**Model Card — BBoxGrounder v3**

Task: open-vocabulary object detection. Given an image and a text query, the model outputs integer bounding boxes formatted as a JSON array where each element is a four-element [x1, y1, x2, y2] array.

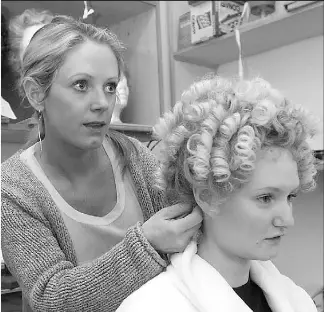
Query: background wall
[[168, 1, 323, 296], [110, 8, 161, 125], [216, 36, 323, 151], [273, 170, 323, 296]]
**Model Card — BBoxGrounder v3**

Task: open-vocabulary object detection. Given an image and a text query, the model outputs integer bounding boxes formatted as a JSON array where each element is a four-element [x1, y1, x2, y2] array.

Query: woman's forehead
[[56, 41, 119, 80], [246, 148, 300, 192]]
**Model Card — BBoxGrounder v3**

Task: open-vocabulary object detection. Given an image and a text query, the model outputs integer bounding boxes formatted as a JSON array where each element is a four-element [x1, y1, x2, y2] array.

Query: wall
[[216, 36, 324, 151], [273, 170, 323, 296], [110, 8, 161, 126], [169, 1, 323, 296]]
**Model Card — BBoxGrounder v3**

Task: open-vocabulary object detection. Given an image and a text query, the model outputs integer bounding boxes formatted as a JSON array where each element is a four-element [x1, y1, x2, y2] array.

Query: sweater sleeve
[[129, 137, 167, 212], [1, 194, 168, 312]]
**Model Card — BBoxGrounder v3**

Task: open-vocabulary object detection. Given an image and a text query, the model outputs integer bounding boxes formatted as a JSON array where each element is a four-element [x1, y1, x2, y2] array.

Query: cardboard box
[[190, 1, 216, 44], [215, 1, 244, 37], [189, 1, 255, 45], [178, 12, 191, 50]]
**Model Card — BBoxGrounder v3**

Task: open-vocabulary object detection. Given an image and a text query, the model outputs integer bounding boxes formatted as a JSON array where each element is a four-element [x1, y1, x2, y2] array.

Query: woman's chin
[[254, 250, 279, 261]]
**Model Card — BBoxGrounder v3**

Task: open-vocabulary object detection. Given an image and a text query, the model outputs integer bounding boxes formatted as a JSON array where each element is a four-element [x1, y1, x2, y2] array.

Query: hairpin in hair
[[83, 1, 94, 20]]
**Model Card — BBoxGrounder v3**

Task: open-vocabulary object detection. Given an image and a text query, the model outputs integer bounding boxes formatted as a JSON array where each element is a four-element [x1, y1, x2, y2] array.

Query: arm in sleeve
[[1, 195, 168, 312]]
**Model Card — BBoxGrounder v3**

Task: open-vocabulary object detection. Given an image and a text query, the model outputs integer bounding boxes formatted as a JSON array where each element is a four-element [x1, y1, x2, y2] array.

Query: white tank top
[[20, 139, 144, 265]]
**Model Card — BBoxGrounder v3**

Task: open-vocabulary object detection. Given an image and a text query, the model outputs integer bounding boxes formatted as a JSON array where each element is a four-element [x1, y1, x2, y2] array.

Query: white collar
[[167, 241, 316, 312]]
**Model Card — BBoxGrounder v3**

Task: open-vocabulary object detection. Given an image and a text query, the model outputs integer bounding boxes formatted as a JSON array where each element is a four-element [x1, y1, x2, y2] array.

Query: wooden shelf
[[174, 2, 323, 68], [1, 1, 155, 27], [1, 287, 22, 295], [110, 123, 153, 142], [1, 122, 153, 144]]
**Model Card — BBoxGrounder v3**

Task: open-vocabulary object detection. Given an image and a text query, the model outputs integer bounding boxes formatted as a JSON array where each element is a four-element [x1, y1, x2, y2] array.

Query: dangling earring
[[38, 110, 43, 153]]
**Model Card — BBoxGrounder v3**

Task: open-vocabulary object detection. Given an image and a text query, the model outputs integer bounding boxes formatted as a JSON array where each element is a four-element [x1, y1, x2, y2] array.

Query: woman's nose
[[272, 201, 295, 228], [91, 89, 111, 111]]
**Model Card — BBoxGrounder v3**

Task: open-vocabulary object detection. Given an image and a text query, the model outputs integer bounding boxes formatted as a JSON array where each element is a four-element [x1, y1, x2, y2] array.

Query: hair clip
[[83, 1, 94, 20]]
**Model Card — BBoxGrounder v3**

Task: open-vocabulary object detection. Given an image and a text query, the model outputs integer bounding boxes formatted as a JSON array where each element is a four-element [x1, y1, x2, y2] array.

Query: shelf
[[110, 123, 152, 133], [1, 1, 155, 27], [1, 122, 153, 144], [1, 287, 22, 295], [174, 2, 323, 68], [110, 123, 153, 142]]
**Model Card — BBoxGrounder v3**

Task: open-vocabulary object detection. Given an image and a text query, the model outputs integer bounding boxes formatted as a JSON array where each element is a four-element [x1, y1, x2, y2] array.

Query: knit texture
[[1, 137, 168, 312]]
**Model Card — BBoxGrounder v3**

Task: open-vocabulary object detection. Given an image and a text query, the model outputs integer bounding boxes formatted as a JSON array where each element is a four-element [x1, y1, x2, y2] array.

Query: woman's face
[[43, 40, 119, 150], [206, 147, 299, 261]]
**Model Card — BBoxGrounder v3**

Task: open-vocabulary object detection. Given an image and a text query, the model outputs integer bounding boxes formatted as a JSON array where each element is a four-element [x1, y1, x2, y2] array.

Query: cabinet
[[1, 1, 172, 157]]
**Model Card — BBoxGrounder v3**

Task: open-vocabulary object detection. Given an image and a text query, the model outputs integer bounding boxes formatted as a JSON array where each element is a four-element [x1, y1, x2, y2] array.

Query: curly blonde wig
[[153, 75, 319, 206]]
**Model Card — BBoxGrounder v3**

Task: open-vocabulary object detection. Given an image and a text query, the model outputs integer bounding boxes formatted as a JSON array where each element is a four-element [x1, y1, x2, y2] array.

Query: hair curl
[[153, 75, 319, 206]]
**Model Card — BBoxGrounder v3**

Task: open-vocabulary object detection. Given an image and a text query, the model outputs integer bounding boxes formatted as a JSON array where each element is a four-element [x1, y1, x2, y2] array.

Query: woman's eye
[[287, 193, 298, 203], [73, 80, 88, 92], [256, 194, 273, 204], [105, 82, 117, 94]]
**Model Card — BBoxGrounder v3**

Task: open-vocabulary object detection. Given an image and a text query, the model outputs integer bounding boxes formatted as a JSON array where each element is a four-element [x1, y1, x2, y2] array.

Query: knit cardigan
[[1, 137, 168, 312]]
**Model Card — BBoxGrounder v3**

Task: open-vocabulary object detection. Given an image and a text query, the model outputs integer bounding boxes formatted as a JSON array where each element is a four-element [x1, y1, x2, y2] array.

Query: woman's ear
[[193, 187, 220, 218], [23, 78, 45, 112]]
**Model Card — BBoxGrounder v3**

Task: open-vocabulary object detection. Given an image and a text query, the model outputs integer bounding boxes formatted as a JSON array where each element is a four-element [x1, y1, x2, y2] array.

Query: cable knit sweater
[[1, 137, 168, 312]]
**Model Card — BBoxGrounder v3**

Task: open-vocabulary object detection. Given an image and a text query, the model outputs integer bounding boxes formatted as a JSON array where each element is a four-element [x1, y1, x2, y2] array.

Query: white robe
[[117, 241, 317, 312]]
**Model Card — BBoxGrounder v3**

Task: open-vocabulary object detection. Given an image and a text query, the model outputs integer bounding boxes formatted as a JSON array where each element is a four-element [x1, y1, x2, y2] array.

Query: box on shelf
[[190, 1, 216, 44], [215, 1, 245, 37], [178, 12, 191, 50], [188, 1, 208, 6], [189, 1, 249, 45]]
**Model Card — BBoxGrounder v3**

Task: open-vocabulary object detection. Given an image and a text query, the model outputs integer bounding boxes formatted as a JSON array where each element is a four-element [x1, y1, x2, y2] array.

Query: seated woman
[[116, 75, 319, 312]]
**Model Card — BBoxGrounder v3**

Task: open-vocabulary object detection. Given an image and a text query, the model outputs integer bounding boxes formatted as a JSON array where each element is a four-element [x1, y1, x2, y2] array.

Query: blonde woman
[[117, 75, 319, 312], [1, 15, 202, 312]]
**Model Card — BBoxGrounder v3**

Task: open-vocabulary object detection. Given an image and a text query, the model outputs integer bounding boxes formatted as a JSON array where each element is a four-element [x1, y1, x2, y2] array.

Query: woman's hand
[[142, 204, 203, 254]]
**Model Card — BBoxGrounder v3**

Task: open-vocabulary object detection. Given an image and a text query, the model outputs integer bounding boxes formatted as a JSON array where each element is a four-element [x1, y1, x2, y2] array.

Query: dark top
[[233, 277, 272, 312]]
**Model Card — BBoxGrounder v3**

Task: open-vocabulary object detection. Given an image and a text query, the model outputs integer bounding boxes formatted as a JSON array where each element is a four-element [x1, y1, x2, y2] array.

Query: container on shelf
[[178, 12, 191, 50], [189, 1, 248, 45], [190, 1, 217, 44], [248, 1, 276, 18], [215, 1, 246, 37]]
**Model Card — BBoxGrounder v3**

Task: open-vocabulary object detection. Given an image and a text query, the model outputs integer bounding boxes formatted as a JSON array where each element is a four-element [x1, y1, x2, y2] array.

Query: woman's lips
[[83, 122, 106, 128], [265, 236, 282, 244], [83, 122, 106, 131]]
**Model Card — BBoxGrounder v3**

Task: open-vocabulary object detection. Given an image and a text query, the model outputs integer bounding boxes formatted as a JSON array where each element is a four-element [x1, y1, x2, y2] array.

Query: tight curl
[[153, 75, 319, 206]]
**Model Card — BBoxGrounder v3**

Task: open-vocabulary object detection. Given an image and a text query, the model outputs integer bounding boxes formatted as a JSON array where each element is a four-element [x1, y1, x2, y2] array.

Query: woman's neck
[[37, 136, 106, 182], [197, 233, 251, 288]]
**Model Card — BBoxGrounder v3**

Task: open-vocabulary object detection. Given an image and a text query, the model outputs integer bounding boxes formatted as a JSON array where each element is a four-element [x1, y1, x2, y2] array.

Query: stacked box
[[190, 1, 216, 44], [189, 1, 247, 44], [178, 12, 191, 50], [215, 1, 244, 37]]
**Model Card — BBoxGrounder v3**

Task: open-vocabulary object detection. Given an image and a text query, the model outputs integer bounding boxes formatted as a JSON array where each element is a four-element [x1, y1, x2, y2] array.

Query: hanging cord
[[234, 2, 250, 80]]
